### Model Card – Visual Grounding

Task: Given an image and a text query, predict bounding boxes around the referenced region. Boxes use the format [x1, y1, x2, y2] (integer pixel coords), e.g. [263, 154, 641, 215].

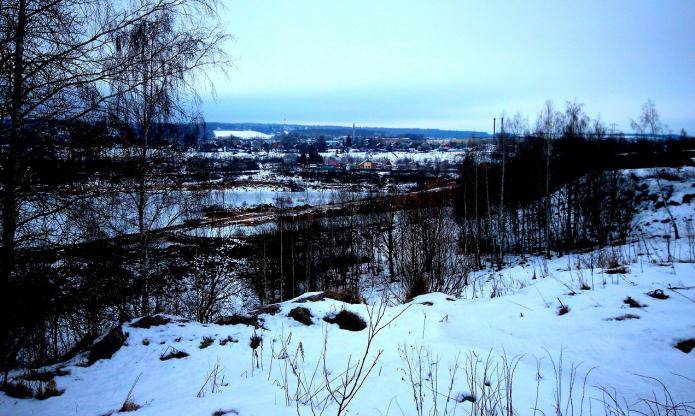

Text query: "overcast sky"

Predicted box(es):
[201, 0, 695, 133]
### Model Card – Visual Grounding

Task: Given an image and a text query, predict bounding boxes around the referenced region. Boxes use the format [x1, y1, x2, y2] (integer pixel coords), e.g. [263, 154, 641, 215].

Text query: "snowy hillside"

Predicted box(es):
[1, 168, 694, 416]
[213, 130, 273, 140]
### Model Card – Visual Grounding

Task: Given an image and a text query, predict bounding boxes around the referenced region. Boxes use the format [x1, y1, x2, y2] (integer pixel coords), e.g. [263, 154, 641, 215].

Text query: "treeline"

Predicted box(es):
[455, 100, 695, 268]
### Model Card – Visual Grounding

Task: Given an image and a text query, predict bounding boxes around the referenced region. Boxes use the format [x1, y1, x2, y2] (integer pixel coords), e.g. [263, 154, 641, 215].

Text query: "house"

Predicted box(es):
[356, 160, 376, 170]
[323, 157, 342, 170]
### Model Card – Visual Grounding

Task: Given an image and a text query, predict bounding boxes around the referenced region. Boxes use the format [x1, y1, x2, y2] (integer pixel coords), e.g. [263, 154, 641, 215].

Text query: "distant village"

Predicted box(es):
[195, 128, 493, 177]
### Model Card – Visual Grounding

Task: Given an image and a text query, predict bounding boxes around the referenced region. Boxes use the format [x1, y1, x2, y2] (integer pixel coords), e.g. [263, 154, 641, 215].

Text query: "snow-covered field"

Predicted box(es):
[213, 130, 273, 140]
[2, 168, 694, 416]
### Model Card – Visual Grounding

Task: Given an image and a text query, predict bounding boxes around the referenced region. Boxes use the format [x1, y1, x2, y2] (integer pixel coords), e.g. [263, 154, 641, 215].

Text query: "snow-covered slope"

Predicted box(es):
[1, 168, 694, 416]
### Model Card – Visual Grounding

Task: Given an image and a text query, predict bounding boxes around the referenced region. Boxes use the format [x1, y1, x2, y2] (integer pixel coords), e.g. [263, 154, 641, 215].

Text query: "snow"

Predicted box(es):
[213, 130, 273, 140]
[2, 168, 695, 415]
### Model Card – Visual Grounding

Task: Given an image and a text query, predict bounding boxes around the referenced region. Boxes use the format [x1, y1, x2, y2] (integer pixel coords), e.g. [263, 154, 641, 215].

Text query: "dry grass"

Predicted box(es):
[199, 337, 215, 349]
[160, 347, 189, 361]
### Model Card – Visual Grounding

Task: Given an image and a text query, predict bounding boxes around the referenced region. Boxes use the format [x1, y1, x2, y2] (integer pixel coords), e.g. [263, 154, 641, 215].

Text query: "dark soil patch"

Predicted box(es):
[160, 348, 189, 361]
[288, 307, 313, 325]
[88, 326, 127, 365]
[215, 314, 261, 328]
[647, 289, 669, 300]
[131, 315, 171, 329]
[607, 314, 640, 321]
[420, 301, 434, 306]
[580, 283, 591, 290]
[623, 297, 645, 308]
[323, 310, 367, 331]
[675, 338, 695, 353]
[682, 193, 695, 204]
[557, 305, 570, 316]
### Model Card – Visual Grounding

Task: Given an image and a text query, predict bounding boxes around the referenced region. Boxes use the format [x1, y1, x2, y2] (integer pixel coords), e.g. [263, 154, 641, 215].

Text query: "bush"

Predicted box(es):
[323, 310, 367, 331]
[215, 314, 261, 328]
[131, 315, 171, 329]
[88, 326, 127, 365]
[288, 307, 313, 325]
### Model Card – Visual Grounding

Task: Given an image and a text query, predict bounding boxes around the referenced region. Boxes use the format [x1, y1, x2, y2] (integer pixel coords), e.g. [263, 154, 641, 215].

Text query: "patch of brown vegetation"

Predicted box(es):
[1, 381, 33, 399]
[199, 337, 214, 349]
[323, 310, 367, 331]
[215, 314, 261, 328]
[623, 297, 645, 308]
[296, 288, 363, 304]
[88, 326, 127, 365]
[23, 367, 70, 382]
[647, 289, 669, 300]
[405, 277, 430, 302]
[131, 315, 171, 329]
[35, 380, 64, 400]
[119, 400, 141, 412]
[557, 305, 570, 316]
[160, 348, 189, 361]
[675, 338, 695, 353]
[288, 307, 313, 325]
[219, 336, 238, 346]
[605, 265, 629, 274]
[606, 314, 640, 321]
[249, 333, 262, 350]
[252, 304, 281, 315]
[212, 409, 239, 416]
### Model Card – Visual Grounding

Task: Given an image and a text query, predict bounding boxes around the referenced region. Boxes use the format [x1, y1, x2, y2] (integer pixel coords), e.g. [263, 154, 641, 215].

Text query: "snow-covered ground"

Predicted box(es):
[213, 130, 273, 140]
[2, 168, 694, 416]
